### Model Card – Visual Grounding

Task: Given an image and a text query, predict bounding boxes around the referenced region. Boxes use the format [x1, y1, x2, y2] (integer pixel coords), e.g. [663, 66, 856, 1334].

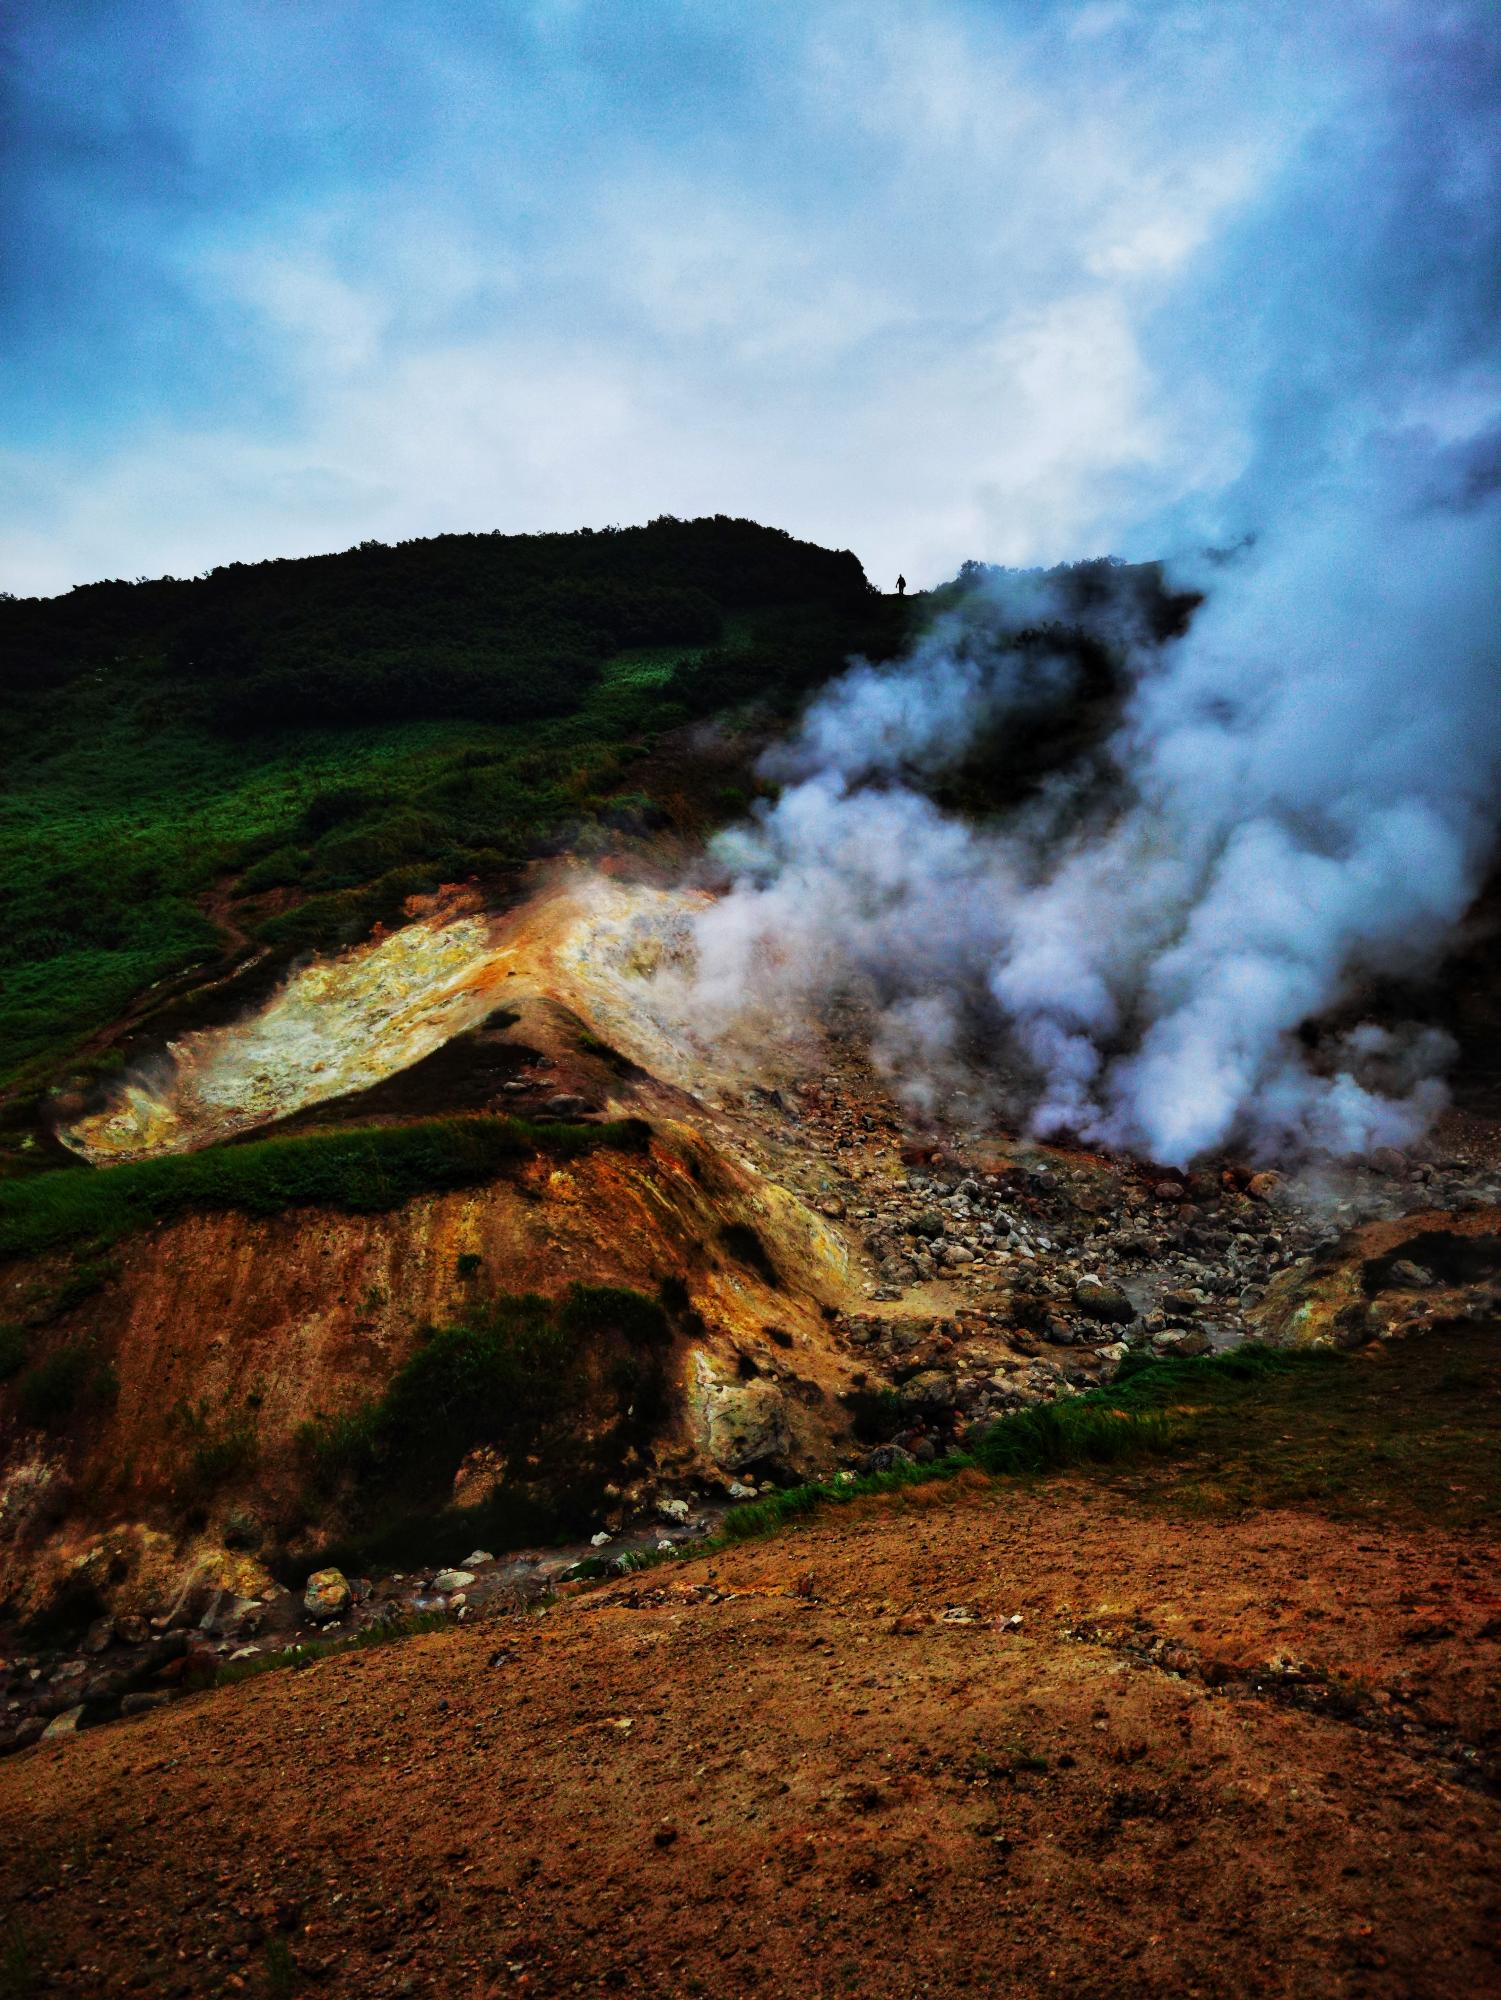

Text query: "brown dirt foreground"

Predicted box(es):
[3, 1479, 1500, 2000]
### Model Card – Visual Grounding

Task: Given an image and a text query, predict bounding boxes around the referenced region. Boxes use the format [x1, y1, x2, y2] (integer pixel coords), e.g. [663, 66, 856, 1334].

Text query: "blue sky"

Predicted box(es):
[3, 1, 1496, 595]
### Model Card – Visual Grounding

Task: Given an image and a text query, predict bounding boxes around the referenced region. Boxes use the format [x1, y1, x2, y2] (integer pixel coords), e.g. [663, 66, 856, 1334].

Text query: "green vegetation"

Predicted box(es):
[210, 1609, 452, 1694]
[302, 1282, 670, 1509]
[170, 1398, 260, 1494]
[622, 1330, 1501, 1567]
[0, 1113, 649, 1263]
[1099, 1324, 1501, 1530]
[15, 1341, 116, 1431]
[27, 1256, 119, 1322]
[262, 1936, 298, 2000]
[0, 517, 898, 1098]
[696, 1377, 1186, 1549]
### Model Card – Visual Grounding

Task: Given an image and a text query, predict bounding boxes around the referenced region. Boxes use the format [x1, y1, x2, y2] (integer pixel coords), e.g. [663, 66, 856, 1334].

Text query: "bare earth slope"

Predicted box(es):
[2, 1464, 1498, 2000]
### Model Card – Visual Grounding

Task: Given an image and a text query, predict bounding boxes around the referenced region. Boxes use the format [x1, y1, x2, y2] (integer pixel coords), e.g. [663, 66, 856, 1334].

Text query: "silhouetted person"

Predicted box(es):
[896, 573, 906, 596]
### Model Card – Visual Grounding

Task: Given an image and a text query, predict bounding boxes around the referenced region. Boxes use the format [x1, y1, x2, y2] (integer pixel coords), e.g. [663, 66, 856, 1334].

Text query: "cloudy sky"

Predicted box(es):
[2, 1, 1493, 596]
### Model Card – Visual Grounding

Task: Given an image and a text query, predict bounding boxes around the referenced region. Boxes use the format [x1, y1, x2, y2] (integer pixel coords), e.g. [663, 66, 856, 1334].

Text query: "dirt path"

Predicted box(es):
[3, 1479, 1498, 2000]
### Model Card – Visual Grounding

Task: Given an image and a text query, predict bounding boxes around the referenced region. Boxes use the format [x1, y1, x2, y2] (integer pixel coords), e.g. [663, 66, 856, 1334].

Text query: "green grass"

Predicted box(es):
[262, 1935, 298, 2000]
[0, 1113, 650, 1263]
[595, 642, 703, 691]
[170, 1398, 261, 1493]
[1101, 1323, 1501, 1530]
[208, 1609, 453, 1691]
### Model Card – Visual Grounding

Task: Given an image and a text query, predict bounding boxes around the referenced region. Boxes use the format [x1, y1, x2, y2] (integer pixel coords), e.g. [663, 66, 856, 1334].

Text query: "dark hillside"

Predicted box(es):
[0, 515, 872, 717]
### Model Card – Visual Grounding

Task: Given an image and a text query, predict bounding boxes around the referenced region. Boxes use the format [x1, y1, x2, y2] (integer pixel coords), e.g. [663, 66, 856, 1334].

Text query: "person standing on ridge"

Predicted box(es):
[896, 573, 906, 595]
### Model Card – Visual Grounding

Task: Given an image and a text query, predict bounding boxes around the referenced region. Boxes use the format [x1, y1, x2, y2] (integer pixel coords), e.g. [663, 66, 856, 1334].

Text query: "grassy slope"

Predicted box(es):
[0, 664, 697, 1096]
[0, 1112, 649, 1263]
[0, 523, 896, 1105]
[683, 1329, 1501, 1563]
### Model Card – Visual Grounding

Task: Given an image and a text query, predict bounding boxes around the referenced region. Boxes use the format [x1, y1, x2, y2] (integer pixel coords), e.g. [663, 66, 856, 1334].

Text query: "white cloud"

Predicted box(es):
[0, 2, 1378, 594]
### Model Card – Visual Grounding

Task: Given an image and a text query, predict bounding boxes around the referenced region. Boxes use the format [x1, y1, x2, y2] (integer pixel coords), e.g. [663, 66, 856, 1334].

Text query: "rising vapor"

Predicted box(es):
[684, 10, 1501, 1167]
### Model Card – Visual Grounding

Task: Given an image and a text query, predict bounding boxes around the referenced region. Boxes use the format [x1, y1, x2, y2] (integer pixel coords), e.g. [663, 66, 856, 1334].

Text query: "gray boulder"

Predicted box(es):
[1073, 1277, 1136, 1324]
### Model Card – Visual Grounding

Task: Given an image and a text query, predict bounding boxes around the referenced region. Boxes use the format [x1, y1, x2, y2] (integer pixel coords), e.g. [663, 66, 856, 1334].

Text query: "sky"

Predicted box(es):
[1, 0, 1496, 597]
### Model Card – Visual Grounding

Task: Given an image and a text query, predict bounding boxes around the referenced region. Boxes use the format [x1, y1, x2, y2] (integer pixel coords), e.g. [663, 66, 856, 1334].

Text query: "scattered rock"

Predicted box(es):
[691, 1357, 794, 1474]
[303, 1569, 351, 1624]
[1073, 1278, 1136, 1324]
[1387, 1260, 1436, 1290]
[434, 1569, 477, 1592]
[82, 1616, 115, 1655]
[900, 1370, 957, 1411]
[42, 1706, 84, 1739]
[860, 1443, 916, 1475]
[121, 1692, 173, 1717]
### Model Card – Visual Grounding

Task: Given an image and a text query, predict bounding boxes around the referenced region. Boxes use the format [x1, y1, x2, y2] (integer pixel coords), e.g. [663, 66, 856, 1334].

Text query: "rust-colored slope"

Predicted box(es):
[2, 1478, 1496, 1999]
[0, 1125, 855, 1620]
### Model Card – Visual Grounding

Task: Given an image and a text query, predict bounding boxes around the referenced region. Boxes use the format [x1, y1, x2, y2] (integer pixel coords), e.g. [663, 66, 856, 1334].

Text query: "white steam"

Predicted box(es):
[680, 19, 1501, 1168]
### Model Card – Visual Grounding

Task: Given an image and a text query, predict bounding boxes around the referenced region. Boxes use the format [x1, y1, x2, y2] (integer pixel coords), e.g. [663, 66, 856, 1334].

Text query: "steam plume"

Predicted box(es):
[685, 17, 1501, 1167]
